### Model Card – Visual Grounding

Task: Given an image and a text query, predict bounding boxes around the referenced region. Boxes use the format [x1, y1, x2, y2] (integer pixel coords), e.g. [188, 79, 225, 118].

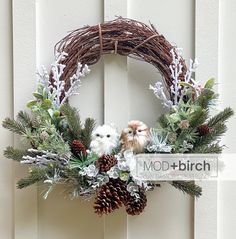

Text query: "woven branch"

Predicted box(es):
[53, 17, 187, 97]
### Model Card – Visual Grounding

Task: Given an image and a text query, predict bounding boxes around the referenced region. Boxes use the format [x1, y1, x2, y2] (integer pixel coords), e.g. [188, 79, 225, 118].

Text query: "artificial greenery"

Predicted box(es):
[155, 79, 233, 154]
[171, 181, 202, 198]
[4, 146, 28, 162]
[60, 103, 82, 141]
[1, 44, 233, 217]
[17, 168, 49, 189]
[80, 118, 96, 148]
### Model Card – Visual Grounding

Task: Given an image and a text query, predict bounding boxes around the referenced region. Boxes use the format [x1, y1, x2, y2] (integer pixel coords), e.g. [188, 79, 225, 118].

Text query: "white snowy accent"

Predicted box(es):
[169, 48, 184, 105]
[60, 63, 90, 105]
[150, 47, 201, 107]
[149, 82, 173, 108]
[79, 164, 99, 178]
[43, 169, 61, 199]
[21, 148, 70, 167]
[51, 51, 67, 107]
[36, 51, 91, 109]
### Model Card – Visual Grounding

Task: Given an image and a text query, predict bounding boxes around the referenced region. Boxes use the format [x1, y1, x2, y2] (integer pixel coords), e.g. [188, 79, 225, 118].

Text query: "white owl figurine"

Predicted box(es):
[90, 124, 119, 156]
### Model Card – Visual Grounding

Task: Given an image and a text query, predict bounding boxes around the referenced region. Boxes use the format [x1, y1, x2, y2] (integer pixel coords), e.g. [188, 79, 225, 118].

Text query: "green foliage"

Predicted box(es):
[17, 111, 32, 128]
[189, 108, 208, 128]
[207, 107, 234, 127]
[195, 88, 217, 109]
[60, 103, 82, 140]
[4, 146, 27, 161]
[156, 99, 204, 153]
[192, 123, 227, 151]
[60, 104, 95, 148]
[191, 143, 223, 154]
[204, 78, 215, 89]
[27, 82, 55, 112]
[157, 114, 168, 128]
[80, 118, 96, 148]
[2, 118, 26, 135]
[155, 79, 233, 154]
[171, 181, 202, 197]
[17, 168, 48, 189]
[70, 152, 99, 169]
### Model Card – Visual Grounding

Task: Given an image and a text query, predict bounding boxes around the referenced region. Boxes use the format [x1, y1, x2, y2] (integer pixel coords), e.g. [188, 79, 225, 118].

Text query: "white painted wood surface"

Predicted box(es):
[195, 1, 219, 239]
[0, 0, 235, 238]
[0, 1, 13, 238]
[218, 1, 236, 239]
[12, 1, 38, 238]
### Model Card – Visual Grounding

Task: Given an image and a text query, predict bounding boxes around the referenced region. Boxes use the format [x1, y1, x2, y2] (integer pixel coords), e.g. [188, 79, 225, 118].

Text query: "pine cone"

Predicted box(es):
[125, 189, 147, 216]
[71, 140, 87, 157]
[94, 179, 128, 215]
[96, 155, 117, 172]
[197, 124, 211, 136]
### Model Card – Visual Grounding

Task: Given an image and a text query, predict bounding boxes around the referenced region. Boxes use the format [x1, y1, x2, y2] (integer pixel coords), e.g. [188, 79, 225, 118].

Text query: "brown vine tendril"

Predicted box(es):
[53, 17, 187, 98]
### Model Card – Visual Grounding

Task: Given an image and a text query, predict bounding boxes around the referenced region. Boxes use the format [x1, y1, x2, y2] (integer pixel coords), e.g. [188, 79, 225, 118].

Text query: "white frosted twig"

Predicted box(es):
[35, 51, 91, 109]
[51, 52, 68, 108]
[60, 63, 90, 105]
[169, 48, 183, 105]
[149, 82, 173, 108]
[21, 149, 70, 167]
[184, 58, 199, 83]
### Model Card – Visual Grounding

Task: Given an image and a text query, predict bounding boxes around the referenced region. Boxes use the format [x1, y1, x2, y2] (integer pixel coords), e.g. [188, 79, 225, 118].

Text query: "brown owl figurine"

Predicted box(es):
[120, 120, 150, 154]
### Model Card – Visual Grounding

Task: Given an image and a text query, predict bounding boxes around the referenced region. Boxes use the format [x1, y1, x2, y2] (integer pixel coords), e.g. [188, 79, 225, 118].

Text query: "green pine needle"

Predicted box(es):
[2, 118, 26, 135]
[196, 88, 217, 109]
[191, 143, 223, 154]
[4, 146, 27, 161]
[80, 118, 96, 148]
[189, 108, 208, 128]
[194, 122, 227, 149]
[17, 111, 32, 127]
[158, 114, 168, 128]
[208, 107, 234, 127]
[60, 104, 82, 139]
[17, 168, 48, 189]
[171, 181, 202, 197]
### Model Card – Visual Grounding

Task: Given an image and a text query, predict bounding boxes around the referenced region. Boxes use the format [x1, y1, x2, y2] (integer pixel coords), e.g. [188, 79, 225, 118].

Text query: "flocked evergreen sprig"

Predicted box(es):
[153, 78, 234, 154]
[171, 181, 202, 198]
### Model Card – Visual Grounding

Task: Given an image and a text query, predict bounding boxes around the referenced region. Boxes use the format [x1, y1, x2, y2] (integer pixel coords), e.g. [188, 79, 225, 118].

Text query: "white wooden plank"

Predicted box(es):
[217, 1, 236, 238]
[104, 0, 129, 129]
[103, 1, 128, 239]
[12, 0, 38, 238]
[195, 1, 220, 239]
[0, 0, 14, 238]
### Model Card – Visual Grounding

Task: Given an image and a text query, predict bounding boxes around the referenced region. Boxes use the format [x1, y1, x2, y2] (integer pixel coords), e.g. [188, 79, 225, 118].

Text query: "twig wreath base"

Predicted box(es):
[55, 17, 187, 96]
[2, 18, 233, 216]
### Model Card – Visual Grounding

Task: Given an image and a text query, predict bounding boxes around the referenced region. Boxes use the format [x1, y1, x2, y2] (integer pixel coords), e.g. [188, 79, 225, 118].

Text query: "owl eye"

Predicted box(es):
[128, 130, 132, 134]
[138, 129, 142, 132]
[96, 134, 100, 137]
[106, 134, 110, 138]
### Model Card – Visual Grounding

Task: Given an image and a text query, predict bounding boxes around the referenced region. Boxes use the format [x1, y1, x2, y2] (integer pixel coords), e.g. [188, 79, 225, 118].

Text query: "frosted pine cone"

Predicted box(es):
[94, 179, 128, 215]
[197, 124, 211, 136]
[71, 140, 87, 157]
[96, 155, 117, 172]
[179, 120, 190, 129]
[125, 189, 147, 216]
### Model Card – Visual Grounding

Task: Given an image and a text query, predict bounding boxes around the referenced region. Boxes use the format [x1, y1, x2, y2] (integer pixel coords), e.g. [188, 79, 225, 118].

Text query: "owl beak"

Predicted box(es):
[133, 131, 137, 136]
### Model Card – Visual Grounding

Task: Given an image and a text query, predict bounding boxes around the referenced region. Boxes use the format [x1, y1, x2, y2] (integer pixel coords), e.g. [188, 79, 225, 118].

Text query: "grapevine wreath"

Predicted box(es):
[3, 18, 233, 216]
